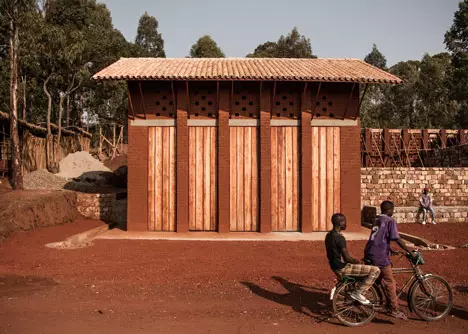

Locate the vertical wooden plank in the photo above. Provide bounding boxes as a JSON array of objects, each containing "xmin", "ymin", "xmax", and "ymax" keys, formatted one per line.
[
  {"xmin": 244, "ymin": 127, "xmax": 252, "ymax": 231},
  {"xmin": 333, "ymin": 127, "xmax": 341, "ymax": 217},
  {"xmin": 230, "ymin": 128, "xmax": 237, "ymax": 231},
  {"xmin": 162, "ymin": 127, "xmax": 170, "ymax": 231},
  {"xmin": 169, "ymin": 127, "xmax": 176, "ymax": 231},
  {"xmin": 251, "ymin": 127, "xmax": 258, "ymax": 231},
  {"xmin": 270, "ymin": 127, "xmax": 278, "ymax": 231},
  {"xmin": 292, "ymin": 127, "xmax": 298, "ymax": 231},
  {"xmin": 326, "ymin": 127, "xmax": 334, "ymax": 231},
  {"xmin": 148, "ymin": 128, "xmax": 155, "ymax": 231},
  {"xmin": 312, "ymin": 127, "xmax": 319, "ymax": 231},
  {"xmin": 155, "ymin": 127, "xmax": 163, "ymax": 231},
  {"xmin": 196, "ymin": 128, "xmax": 204, "ymax": 231},
  {"xmin": 285, "ymin": 127, "xmax": 293, "ymax": 231},
  {"xmin": 237, "ymin": 127, "xmax": 244, "ymax": 231},
  {"xmin": 319, "ymin": 127, "xmax": 327, "ymax": 231},
  {"xmin": 189, "ymin": 127, "xmax": 196, "ymax": 231},
  {"xmin": 210, "ymin": 127, "xmax": 216, "ymax": 231},
  {"xmin": 277, "ymin": 127, "xmax": 285, "ymax": 231},
  {"xmin": 204, "ymin": 127, "xmax": 211, "ymax": 231}
]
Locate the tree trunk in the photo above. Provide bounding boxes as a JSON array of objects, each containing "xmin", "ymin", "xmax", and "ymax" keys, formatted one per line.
[
  {"xmin": 58, "ymin": 93, "xmax": 64, "ymax": 144},
  {"xmin": 9, "ymin": 5, "xmax": 24, "ymax": 189},
  {"xmin": 43, "ymin": 74, "xmax": 53, "ymax": 172},
  {"xmin": 22, "ymin": 75, "xmax": 27, "ymax": 121},
  {"xmin": 66, "ymin": 94, "xmax": 70, "ymax": 127}
]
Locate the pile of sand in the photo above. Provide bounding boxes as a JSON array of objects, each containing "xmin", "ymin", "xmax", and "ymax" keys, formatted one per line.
[
  {"xmin": 57, "ymin": 151, "xmax": 110, "ymax": 179},
  {"xmin": 24, "ymin": 169, "xmax": 68, "ymax": 190}
]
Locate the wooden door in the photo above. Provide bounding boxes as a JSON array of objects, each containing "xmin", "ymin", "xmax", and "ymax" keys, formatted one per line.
[
  {"xmin": 189, "ymin": 127, "xmax": 217, "ymax": 231},
  {"xmin": 271, "ymin": 127, "xmax": 299, "ymax": 231},
  {"xmin": 311, "ymin": 127, "xmax": 341, "ymax": 231},
  {"xmin": 148, "ymin": 127, "xmax": 176, "ymax": 231},
  {"xmin": 229, "ymin": 127, "xmax": 259, "ymax": 231}
]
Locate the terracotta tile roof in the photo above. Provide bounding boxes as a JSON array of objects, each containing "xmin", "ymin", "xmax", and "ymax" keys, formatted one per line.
[{"xmin": 93, "ymin": 58, "xmax": 402, "ymax": 84}]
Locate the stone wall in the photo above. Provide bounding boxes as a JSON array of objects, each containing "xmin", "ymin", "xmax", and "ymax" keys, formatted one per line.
[
  {"xmin": 361, "ymin": 168, "xmax": 468, "ymax": 207},
  {"xmin": 76, "ymin": 192, "xmax": 127, "ymax": 225},
  {"xmin": 423, "ymin": 144, "xmax": 468, "ymax": 167}
]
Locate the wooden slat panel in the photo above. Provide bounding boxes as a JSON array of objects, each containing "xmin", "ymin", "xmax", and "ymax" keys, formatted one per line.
[
  {"xmin": 326, "ymin": 127, "xmax": 334, "ymax": 230},
  {"xmin": 210, "ymin": 127, "xmax": 217, "ymax": 231},
  {"xmin": 147, "ymin": 127, "xmax": 176, "ymax": 231},
  {"xmin": 189, "ymin": 126, "xmax": 217, "ymax": 231},
  {"xmin": 244, "ymin": 127, "xmax": 252, "ymax": 231},
  {"xmin": 154, "ymin": 127, "xmax": 163, "ymax": 231},
  {"xmin": 312, "ymin": 127, "xmax": 319, "ymax": 231},
  {"xmin": 230, "ymin": 128, "xmax": 237, "ymax": 231},
  {"xmin": 271, "ymin": 128, "xmax": 278, "ymax": 231},
  {"xmin": 319, "ymin": 127, "xmax": 327, "ymax": 231},
  {"xmin": 292, "ymin": 127, "xmax": 298, "ymax": 231},
  {"xmin": 277, "ymin": 128, "xmax": 285, "ymax": 231},
  {"xmin": 285, "ymin": 127, "xmax": 293, "ymax": 231},
  {"xmin": 251, "ymin": 127, "xmax": 258, "ymax": 231},
  {"xmin": 236, "ymin": 127, "xmax": 244, "ymax": 231},
  {"xmin": 333, "ymin": 127, "xmax": 341, "ymax": 215},
  {"xmin": 148, "ymin": 128, "xmax": 155, "ymax": 231},
  {"xmin": 169, "ymin": 127, "xmax": 176, "ymax": 231},
  {"xmin": 195, "ymin": 128, "xmax": 204, "ymax": 231},
  {"xmin": 189, "ymin": 127, "xmax": 196, "ymax": 231}
]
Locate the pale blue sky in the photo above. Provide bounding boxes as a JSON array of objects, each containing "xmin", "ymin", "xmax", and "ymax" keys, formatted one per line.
[{"xmin": 100, "ymin": 0, "xmax": 460, "ymax": 66}]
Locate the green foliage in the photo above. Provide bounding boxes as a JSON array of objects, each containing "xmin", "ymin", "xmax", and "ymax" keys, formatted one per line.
[
  {"xmin": 364, "ymin": 44, "xmax": 387, "ymax": 70},
  {"xmin": 247, "ymin": 27, "xmax": 316, "ymax": 58},
  {"xmin": 135, "ymin": 12, "xmax": 165, "ymax": 58},
  {"xmin": 189, "ymin": 35, "xmax": 225, "ymax": 58}
]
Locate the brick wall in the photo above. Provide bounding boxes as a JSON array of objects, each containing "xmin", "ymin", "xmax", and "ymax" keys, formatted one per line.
[{"xmin": 361, "ymin": 168, "xmax": 468, "ymax": 207}]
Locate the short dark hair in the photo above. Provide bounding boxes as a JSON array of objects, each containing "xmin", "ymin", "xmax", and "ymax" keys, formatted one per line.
[
  {"xmin": 331, "ymin": 213, "xmax": 345, "ymax": 227},
  {"xmin": 381, "ymin": 201, "xmax": 394, "ymax": 213}
]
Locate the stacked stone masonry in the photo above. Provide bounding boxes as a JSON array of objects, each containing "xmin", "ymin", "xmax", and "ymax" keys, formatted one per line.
[
  {"xmin": 76, "ymin": 193, "xmax": 127, "ymax": 225},
  {"xmin": 361, "ymin": 167, "xmax": 468, "ymax": 224}
]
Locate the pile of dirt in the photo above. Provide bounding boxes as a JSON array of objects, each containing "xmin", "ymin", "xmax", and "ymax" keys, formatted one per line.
[
  {"xmin": 57, "ymin": 151, "xmax": 110, "ymax": 178},
  {"xmin": 104, "ymin": 153, "xmax": 127, "ymax": 171},
  {"xmin": 24, "ymin": 169, "xmax": 68, "ymax": 190}
]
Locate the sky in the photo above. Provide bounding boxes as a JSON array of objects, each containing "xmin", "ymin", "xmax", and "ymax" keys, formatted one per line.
[{"xmin": 99, "ymin": 0, "xmax": 461, "ymax": 66}]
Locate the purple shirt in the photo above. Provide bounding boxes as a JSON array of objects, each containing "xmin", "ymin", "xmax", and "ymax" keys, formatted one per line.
[{"xmin": 364, "ymin": 214, "xmax": 400, "ymax": 268}]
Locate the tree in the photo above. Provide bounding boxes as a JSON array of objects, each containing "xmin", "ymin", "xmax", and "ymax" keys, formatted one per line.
[
  {"xmin": 360, "ymin": 44, "xmax": 388, "ymax": 127},
  {"xmin": 445, "ymin": 0, "xmax": 468, "ymax": 128},
  {"xmin": 364, "ymin": 44, "xmax": 387, "ymax": 70},
  {"xmin": 189, "ymin": 35, "xmax": 225, "ymax": 58},
  {"xmin": 247, "ymin": 27, "xmax": 316, "ymax": 58},
  {"xmin": 135, "ymin": 12, "xmax": 165, "ymax": 57},
  {"xmin": 0, "ymin": 0, "xmax": 35, "ymax": 189}
]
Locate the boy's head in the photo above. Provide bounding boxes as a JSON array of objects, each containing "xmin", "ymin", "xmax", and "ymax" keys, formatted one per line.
[
  {"xmin": 423, "ymin": 187, "xmax": 429, "ymax": 195},
  {"xmin": 381, "ymin": 201, "xmax": 395, "ymax": 217},
  {"xmin": 331, "ymin": 213, "xmax": 347, "ymax": 231}
]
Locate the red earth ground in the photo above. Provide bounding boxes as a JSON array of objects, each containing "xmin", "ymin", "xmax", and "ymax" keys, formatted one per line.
[
  {"xmin": 398, "ymin": 223, "xmax": 468, "ymax": 247},
  {"xmin": 1, "ymin": 220, "xmax": 467, "ymax": 333}
]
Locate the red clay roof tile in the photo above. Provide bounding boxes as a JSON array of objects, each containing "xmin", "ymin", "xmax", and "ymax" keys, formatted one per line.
[{"xmin": 93, "ymin": 58, "xmax": 402, "ymax": 84}]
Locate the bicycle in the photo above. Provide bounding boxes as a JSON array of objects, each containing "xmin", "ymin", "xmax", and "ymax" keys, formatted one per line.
[{"xmin": 330, "ymin": 250, "xmax": 453, "ymax": 327}]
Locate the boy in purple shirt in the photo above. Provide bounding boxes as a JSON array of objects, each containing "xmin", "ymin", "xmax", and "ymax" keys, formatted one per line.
[{"xmin": 364, "ymin": 201, "xmax": 412, "ymax": 320}]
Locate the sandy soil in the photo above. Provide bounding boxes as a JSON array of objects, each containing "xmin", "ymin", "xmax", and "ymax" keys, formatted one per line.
[{"xmin": 0, "ymin": 220, "xmax": 467, "ymax": 333}]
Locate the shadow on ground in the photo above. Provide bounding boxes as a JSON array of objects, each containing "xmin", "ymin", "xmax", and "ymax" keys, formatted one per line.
[{"xmin": 241, "ymin": 276, "xmax": 393, "ymax": 325}]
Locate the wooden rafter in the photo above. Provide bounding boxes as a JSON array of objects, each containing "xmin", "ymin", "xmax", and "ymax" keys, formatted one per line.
[
  {"xmin": 343, "ymin": 83, "xmax": 356, "ymax": 119},
  {"xmin": 355, "ymin": 84, "xmax": 369, "ymax": 120},
  {"xmin": 138, "ymin": 81, "xmax": 147, "ymax": 119}
]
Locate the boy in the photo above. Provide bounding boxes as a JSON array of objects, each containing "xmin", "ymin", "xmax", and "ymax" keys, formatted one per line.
[
  {"xmin": 325, "ymin": 213, "xmax": 380, "ymax": 305},
  {"xmin": 364, "ymin": 201, "xmax": 411, "ymax": 320},
  {"xmin": 420, "ymin": 187, "xmax": 436, "ymax": 225}
]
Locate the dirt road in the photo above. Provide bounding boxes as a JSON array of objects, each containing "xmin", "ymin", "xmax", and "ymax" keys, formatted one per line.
[{"xmin": 1, "ymin": 220, "xmax": 467, "ymax": 333}]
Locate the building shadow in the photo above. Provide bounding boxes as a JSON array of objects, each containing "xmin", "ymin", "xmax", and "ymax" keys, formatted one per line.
[{"xmin": 241, "ymin": 276, "xmax": 392, "ymax": 325}]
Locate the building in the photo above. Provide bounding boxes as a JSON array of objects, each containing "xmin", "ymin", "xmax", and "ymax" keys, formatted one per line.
[{"xmin": 93, "ymin": 58, "xmax": 401, "ymax": 233}]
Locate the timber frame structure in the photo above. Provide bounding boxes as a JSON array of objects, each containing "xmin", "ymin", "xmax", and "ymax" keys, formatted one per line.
[{"xmin": 94, "ymin": 58, "xmax": 401, "ymax": 233}]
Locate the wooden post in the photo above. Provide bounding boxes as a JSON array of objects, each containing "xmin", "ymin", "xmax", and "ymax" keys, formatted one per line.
[
  {"xmin": 99, "ymin": 125, "xmax": 102, "ymax": 156},
  {"xmin": 422, "ymin": 129, "xmax": 429, "ymax": 150},
  {"xmin": 112, "ymin": 124, "xmax": 116, "ymax": 158},
  {"xmin": 120, "ymin": 125, "xmax": 124, "ymax": 152},
  {"xmin": 440, "ymin": 129, "xmax": 447, "ymax": 149},
  {"xmin": 460, "ymin": 129, "xmax": 467, "ymax": 145}
]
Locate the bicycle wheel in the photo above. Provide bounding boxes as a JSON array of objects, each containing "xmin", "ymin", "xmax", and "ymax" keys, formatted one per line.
[
  {"xmin": 332, "ymin": 282, "xmax": 378, "ymax": 327},
  {"xmin": 410, "ymin": 275, "xmax": 453, "ymax": 321}
]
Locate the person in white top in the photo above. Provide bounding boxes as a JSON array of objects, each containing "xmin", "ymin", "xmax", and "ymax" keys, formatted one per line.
[{"xmin": 419, "ymin": 187, "xmax": 436, "ymax": 225}]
